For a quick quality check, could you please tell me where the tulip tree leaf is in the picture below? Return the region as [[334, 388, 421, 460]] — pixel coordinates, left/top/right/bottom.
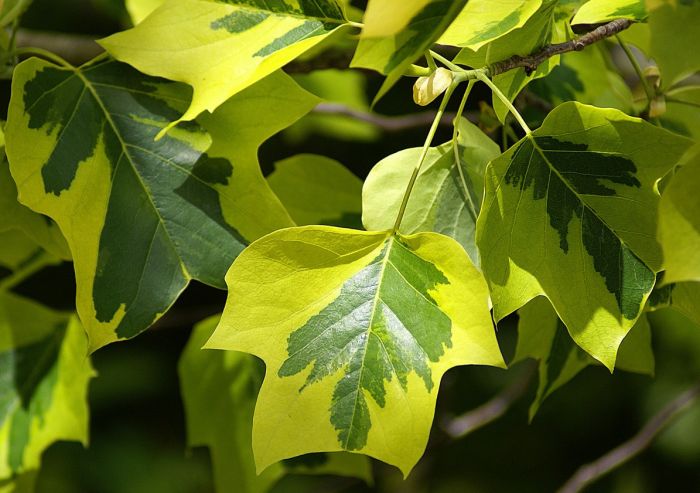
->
[[362, 118, 500, 266], [5, 58, 252, 350], [100, 0, 348, 134], [477, 102, 691, 369], [514, 297, 654, 418], [361, 0, 432, 38], [455, 1, 559, 122], [647, 0, 700, 87], [439, 0, 542, 49], [661, 86, 700, 141], [658, 153, 700, 284], [205, 226, 504, 475], [125, 0, 164, 24], [571, 0, 647, 25], [0, 292, 95, 480], [648, 282, 700, 328], [351, 0, 467, 102], [180, 316, 372, 493], [267, 154, 363, 229]]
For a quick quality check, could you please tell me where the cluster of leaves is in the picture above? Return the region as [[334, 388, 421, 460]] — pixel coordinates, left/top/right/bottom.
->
[[0, 0, 699, 491]]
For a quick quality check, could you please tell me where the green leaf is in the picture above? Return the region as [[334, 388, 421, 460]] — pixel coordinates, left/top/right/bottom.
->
[[0, 160, 70, 262], [351, 0, 467, 103], [514, 296, 653, 418], [572, 0, 647, 25], [180, 316, 372, 493], [124, 0, 164, 24], [648, 282, 700, 328], [360, 0, 432, 37], [0, 0, 32, 28], [439, 0, 542, 49], [0, 292, 95, 480], [477, 102, 691, 369], [5, 58, 257, 349], [662, 86, 700, 141], [455, 1, 559, 122], [362, 118, 500, 266], [267, 154, 363, 228], [530, 46, 634, 113], [658, 153, 700, 284], [647, 0, 700, 88], [100, 0, 347, 133], [205, 226, 504, 475]]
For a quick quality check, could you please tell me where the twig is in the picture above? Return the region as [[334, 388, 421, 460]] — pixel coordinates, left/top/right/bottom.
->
[[442, 364, 535, 438], [488, 19, 633, 76], [16, 29, 103, 65], [557, 381, 700, 493], [312, 102, 478, 131]]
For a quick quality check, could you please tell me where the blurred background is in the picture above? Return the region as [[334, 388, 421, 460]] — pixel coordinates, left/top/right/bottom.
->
[[4, 0, 700, 492]]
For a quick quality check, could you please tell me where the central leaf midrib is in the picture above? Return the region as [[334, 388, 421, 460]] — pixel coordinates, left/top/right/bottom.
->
[[527, 135, 643, 263], [217, 1, 346, 26], [73, 67, 189, 278]]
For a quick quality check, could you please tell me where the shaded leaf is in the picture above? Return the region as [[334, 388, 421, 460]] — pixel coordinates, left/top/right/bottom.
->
[[362, 118, 499, 266], [439, 0, 542, 50], [477, 102, 691, 369], [0, 293, 94, 480], [514, 296, 653, 418], [100, 0, 347, 133], [662, 86, 700, 141], [267, 154, 363, 228], [647, 0, 700, 88], [572, 0, 647, 25], [658, 153, 700, 284], [648, 282, 700, 327], [206, 226, 504, 475]]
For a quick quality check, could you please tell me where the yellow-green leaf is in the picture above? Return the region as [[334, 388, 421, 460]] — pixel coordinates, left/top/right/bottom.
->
[[514, 296, 653, 418], [180, 315, 372, 493], [362, 118, 500, 266], [351, 0, 467, 103], [361, 0, 431, 37], [477, 102, 691, 369], [100, 0, 347, 134], [658, 152, 700, 284], [648, 282, 700, 328], [125, 0, 164, 24], [267, 154, 363, 228], [439, 0, 542, 49], [572, 0, 647, 25], [0, 293, 94, 480], [205, 226, 504, 475]]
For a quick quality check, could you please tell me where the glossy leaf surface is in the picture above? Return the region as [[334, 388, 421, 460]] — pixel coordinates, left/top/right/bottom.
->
[[206, 226, 504, 474], [477, 102, 691, 369]]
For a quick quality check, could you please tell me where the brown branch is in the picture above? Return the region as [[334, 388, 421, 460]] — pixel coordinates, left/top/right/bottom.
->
[[16, 29, 103, 65], [441, 364, 535, 438], [312, 102, 479, 131], [488, 19, 633, 76], [557, 380, 700, 493]]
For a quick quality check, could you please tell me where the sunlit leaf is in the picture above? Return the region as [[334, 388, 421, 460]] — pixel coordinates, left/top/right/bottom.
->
[[572, 0, 647, 25], [362, 118, 500, 266], [206, 226, 504, 474], [477, 102, 691, 369], [100, 0, 348, 133]]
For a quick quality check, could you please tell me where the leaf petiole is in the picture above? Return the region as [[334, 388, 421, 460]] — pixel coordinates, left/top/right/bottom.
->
[[476, 71, 531, 135], [452, 80, 479, 221], [12, 47, 73, 69], [391, 82, 457, 234]]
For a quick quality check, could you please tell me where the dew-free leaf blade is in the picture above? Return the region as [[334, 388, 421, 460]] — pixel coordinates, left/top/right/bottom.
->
[[100, 0, 347, 132], [648, 282, 700, 328], [571, 0, 647, 25], [514, 296, 653, 418], [5, 58, 251, 349], [268, 154, 363, 228], [477, 102, 691, 369], [205, 226, 504, 475], [180, 315, 372, 493], [439, 0, 542, 49], [658, 153, 700, 284], [0, 293, 94, 480], [362, 118, 500, 266], [125, 0, 164, 24], [361, 0, 432, 38], [351, 0, 467, 102]]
